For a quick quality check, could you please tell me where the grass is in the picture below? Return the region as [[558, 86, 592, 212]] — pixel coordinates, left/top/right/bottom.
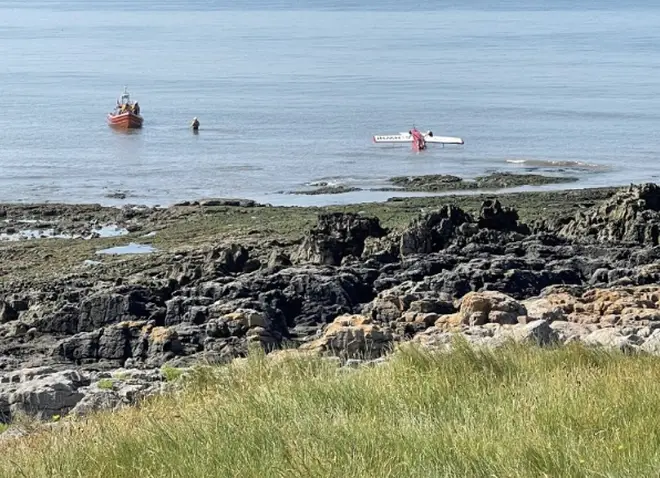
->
[[160, 364, 184, 382], [96, 379, 114, 390], [2, 341, 660, 477]]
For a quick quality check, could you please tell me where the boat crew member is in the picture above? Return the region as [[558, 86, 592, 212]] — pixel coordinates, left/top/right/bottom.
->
[[191, 117, 200, 131], [134, 102, 140, 115]]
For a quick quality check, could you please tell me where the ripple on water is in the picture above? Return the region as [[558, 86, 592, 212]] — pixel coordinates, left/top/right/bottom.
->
[[505, 158, 611, 172]]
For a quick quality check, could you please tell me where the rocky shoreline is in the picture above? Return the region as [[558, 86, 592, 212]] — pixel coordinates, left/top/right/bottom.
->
[[2, 182, 660, 426], [287, 172, 580, 195], [385, 171, 579, 192]]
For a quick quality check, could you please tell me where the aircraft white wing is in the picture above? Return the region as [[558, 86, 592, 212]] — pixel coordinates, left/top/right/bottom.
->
[[373, 132, 464, 145], [372, 134, 412, 143], [424, 135, 464, 145]]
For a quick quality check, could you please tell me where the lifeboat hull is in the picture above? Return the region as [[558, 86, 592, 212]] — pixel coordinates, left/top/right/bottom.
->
[[107, 112, 143, 129]]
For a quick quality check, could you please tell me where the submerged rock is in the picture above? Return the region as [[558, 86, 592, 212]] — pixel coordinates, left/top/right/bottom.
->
[[387, 172, 578, 193]]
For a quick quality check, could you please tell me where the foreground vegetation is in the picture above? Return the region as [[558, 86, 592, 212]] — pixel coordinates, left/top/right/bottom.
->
[[3, 341, 660, 477]]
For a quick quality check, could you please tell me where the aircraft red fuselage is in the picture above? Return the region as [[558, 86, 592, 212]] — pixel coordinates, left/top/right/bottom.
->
[[410, 128, 426, 151]]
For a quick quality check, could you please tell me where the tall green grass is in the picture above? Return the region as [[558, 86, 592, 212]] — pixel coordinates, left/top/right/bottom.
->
[[3, 340, 660, 477]]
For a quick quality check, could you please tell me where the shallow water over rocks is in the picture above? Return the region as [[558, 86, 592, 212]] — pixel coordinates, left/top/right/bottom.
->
[[95, 243, 156, 255], [0, 223, 129, 242]]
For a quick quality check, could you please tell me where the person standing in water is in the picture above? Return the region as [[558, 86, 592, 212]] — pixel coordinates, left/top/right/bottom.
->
[[191, 117, 200, 131]]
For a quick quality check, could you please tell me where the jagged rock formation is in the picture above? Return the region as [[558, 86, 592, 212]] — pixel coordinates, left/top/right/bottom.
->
[[292, 212, 387, 265], [559, 183, 660, 245], [399, 205, 472, 256], [477, 199, 529, 233]]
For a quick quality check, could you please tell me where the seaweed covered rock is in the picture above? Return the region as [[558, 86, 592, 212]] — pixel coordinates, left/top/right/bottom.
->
[[559, 183, 660, 245], [389, 174, 463, 191], [387, 173, 577, 192]]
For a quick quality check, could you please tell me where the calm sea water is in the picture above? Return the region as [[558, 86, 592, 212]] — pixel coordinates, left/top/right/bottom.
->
[[0, 0, 659, 206]]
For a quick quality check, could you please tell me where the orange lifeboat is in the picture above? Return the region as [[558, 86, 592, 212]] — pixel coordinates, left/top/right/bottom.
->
[[107, 87, 143, 129]]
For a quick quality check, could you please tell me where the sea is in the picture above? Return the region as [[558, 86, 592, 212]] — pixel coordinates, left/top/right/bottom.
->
[[0, 0, 659, 207]]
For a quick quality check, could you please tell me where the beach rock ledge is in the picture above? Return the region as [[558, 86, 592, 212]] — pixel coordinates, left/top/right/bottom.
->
[[2, 183, 660, 423]]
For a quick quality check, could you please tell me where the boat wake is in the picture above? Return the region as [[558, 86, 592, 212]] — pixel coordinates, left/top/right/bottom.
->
[[506, 158, 609, 171]]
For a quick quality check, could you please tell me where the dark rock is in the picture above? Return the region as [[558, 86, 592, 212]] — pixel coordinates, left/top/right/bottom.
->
[[97, 326, 135, 362], [292, 212, 387, 266], [559, 183, 660, 245], [408, 298, 454, 315], [198, 198, 259, 207], [243, 258, 262, 273], [55, 331, 101, 363], [205, 243, 251, 275], [169, 261, 202, 286], [630, 246, 660, 266], [389, 174, 463, 191], [361, 236, 399, 263], [78, 293, 131, 332], [478, 199, 529, 234], [387, 173, 577, 193], [267, 250, 292, 270], [34, 304, 80, 334], [400, 205, 471, 256], [0, 301, 18, 323]]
